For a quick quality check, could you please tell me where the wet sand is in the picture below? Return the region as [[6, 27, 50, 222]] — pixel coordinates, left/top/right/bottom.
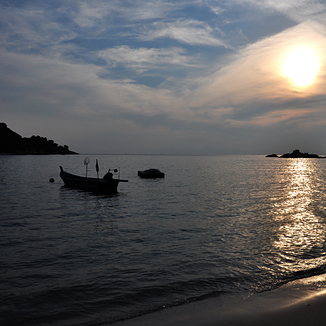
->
[[111, 274, 326, 326]]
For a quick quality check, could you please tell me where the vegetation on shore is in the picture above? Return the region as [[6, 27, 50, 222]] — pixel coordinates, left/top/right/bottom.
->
[[0, 123, 78, 155]]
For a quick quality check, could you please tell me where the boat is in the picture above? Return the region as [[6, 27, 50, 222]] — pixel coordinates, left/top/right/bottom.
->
[[137, 168, 165, 178], [60, 166, 128, 193]]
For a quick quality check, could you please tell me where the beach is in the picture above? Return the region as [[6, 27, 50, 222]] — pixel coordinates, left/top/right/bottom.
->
[[111, 274, 326, 326]]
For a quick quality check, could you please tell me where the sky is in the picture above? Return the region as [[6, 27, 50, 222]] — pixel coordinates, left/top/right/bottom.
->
[[1, 0, 326, 155]]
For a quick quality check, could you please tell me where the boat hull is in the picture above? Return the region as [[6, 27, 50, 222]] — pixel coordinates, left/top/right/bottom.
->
[[138, 169, 165, 178], [60, 166, 121, 193]]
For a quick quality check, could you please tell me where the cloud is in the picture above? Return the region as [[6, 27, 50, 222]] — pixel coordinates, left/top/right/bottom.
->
[[98, 45, 199, 72], [140, 19, 228, 47], [0, 2, 77, 60], [241, 0, 326, 24], [245, 108, 322, 127], [72, 1, 112, 28], [0, 47, 182, 119], [71, 0, 180, 29]]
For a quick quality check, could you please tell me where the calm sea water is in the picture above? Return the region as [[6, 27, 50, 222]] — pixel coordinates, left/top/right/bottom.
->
[[1, 154, 326, 325]]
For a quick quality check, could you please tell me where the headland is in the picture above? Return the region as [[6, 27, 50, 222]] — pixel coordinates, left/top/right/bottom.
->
[[0, 122, 78, 155]]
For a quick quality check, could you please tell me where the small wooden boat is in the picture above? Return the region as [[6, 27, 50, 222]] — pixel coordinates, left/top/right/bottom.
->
[[138, 168, 165, 178], [60, 166, 128, 193]]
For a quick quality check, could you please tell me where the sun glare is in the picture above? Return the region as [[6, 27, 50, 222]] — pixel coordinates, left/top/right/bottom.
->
[[283, 49, 319, 87]]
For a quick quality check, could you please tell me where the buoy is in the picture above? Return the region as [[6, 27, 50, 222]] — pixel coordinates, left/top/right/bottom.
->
[[49, 178, 54, 183]]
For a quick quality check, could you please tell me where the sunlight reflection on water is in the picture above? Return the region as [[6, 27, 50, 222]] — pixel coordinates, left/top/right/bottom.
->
[[273, 159, 326, 271]]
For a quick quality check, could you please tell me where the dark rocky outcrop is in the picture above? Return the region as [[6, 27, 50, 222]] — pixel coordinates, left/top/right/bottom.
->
[[280, 149, 322, 158], [265, 153, 279, 157], [266, 149, 324, 158], [0, 123, 78, 155]]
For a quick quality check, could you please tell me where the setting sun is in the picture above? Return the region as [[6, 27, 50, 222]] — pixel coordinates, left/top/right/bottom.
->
[[283, 48, 319, 87]]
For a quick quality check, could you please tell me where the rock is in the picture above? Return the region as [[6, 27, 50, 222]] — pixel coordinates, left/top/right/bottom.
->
[[266, 154, 278, 157], [280, 149, 321, 158]]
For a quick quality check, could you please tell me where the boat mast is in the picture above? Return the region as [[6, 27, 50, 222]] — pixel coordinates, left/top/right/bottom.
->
[[84, 157, 90, 178]]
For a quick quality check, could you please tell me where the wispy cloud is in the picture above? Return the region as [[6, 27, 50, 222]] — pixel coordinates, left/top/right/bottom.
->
[[0, 4, 75, 54], [98, 46, 199, 72], [71, 0, 180, 28], [241, 0, 326, 23], [72, 1, 112, 28], [140, 19, 227, 47]]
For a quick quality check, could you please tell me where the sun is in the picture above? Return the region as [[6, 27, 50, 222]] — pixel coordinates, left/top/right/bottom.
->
[[283, 48, 319, 87]]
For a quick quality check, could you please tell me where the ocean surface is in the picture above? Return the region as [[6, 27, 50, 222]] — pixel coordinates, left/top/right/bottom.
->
[[1, 154, 326, 325]]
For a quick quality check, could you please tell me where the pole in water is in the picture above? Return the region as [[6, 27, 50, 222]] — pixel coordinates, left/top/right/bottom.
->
[[96, 159, 99, 179]]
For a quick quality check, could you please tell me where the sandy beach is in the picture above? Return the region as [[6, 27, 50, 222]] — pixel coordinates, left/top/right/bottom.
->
[[111, 274, 326, 326]]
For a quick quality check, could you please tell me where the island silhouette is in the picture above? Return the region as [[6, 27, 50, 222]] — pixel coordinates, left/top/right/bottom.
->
[[266, 149, 325, 158], [0, 123, 78, 155]]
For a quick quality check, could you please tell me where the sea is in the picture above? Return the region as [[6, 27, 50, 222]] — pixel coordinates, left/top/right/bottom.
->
[[1, 154, 326, 326]]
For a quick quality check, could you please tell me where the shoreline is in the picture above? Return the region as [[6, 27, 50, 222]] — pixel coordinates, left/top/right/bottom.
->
[[110, 274, 326, 326]]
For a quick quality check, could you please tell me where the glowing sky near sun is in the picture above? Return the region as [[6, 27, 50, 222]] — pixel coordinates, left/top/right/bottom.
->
[[283, 49, 320, 87]]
